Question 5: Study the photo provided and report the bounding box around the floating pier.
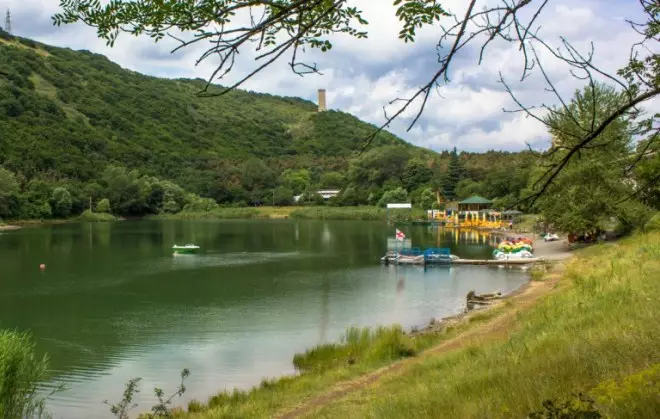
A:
[381,248,453,266]
[381,250,543,266]
[452,257,543,266]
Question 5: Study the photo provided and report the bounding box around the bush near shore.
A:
[78,209,116,222]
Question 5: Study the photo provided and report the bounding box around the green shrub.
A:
[79,209,116,222]
[187,400,204,413]
[591,363,660,418]
[378,188,408,208]
[0,330,50,418]
[182,197,219,212]
[528,393,602,418]
[96,198,111,213]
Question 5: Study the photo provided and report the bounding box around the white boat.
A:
[544,233,559,242]
[172,244,200,254]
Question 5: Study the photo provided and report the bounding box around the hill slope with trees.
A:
[0,31,537,219]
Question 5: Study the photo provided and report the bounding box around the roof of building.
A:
[501,209,523,215]
[458,195,493,205]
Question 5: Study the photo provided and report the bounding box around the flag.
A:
[395,228,406,241]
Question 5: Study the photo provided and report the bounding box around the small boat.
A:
[172,244,200,254]
[544,233,559,242]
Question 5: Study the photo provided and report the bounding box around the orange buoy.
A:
[39,264,46,270]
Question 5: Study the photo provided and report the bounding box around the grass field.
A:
[172,231,659,418]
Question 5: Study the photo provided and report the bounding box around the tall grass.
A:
[154,208,267,220]
[289,207,386,221]
[293,326,417,373]
[155,206,428,222]
[0,331,50,418]
[310,232,660,418]
[181,325,453,418]
[289,207,426,221]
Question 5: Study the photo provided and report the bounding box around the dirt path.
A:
[277,265,568,419]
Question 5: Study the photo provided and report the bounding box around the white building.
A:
[293,190,340,203]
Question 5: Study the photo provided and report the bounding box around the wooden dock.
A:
[452,257,543,265]
[382,255,544,266]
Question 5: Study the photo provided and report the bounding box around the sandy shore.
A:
[531,236,573,261]
[0,224,21,231]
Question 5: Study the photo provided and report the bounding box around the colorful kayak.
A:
[172,244,200,254]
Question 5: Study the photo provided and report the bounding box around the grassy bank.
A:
[153,206,426,222]
[0,211,118,226]
[170,232,659,418]
[176,320,495,419]
[289,206,426,221]
[153,207,274,220]
[288,207,385,220]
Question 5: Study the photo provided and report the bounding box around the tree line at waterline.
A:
[0,145,538,221]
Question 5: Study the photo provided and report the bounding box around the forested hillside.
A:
[0,30,536,219]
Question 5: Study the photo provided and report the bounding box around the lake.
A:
[0,220,528,418]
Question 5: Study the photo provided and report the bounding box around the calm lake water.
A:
[0,220,528,418]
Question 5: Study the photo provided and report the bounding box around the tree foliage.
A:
[532,83,654,234]
[96,198,111,213]
[440,147,464,202]
[378,187,409,207]
[51,187,73,217]
[54,1,447,93]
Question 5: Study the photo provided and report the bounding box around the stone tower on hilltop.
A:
[318,89,327,112]
[4,9,12,34]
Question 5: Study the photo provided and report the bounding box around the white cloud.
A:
[2,0,655,152]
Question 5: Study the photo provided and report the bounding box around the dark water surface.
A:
[0,220,527,418]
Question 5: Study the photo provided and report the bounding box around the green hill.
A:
[0,31,536,219]
[0,32,405,179]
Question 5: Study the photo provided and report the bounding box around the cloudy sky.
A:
[2,0,653,152]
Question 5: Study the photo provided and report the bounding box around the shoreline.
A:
[0,224,22,231]
[236,248,574,419]
[191,237,574,417]
[413,253,569,337]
